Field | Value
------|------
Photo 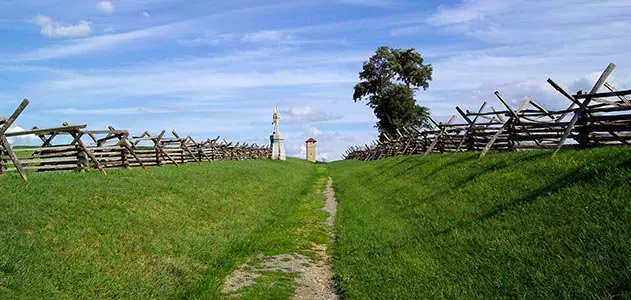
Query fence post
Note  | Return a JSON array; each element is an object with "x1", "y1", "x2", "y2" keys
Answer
[
  {"x1": 0, "y1": 147, "x2": 4, "y2": 175},
  {"x1": 575, "y1": 91, "x2": 589, "y2": 149},
  {"x1": 467, "y1": 127, "x2": 475, "y2": 152},
  {"x1": 77, "y1": 145, "x2": 87, "y2": 172},
  {"x1": 121, "y1": 147, "x2": 129, "y2": 169},
  {"x1": 156, "y1": 148, "x2": 162, "y2": 166},
  {"x1": 508, "y1": 122, "x2": 515, "y2": 151}
]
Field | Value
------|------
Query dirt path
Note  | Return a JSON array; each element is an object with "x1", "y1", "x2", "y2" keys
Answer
[
  {"x1": 221, "y1": 176, "x2": 339, "y2": 299},
  {"x1": 292, "y1": 177, "x2": 338, "y2": 300}
]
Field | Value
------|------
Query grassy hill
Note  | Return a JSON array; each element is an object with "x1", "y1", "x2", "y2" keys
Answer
[
  {"x1": 2, "y1": 148, "x2": 629, "y2": 299},
  {"x1": 330, "y1": 147, "x2": 630, "y2": 299},
  {"x1": 0, "y1": 158, "x2": 329, "y2": 299}
]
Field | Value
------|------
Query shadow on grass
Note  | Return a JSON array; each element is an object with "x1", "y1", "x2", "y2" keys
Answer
[
  {"x1": 436, "y1": 156, "x2": 631, "y2": 236},
  {"x1": 385, "y1": 151, "x2": 549, "y2": 184},
  {"x1": 400, "y1": 152, "x2": 551, "y2": 207}
]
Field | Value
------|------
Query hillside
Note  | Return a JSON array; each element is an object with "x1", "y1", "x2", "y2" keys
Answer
[
  {"x1": 1, "y1": 148, "x2": 629, "y2": 299},
  {"x1": 330, "y1": 147, "x2": 630, "y2": 299},
  {"x1": 0, "y1": 158, "x2": 330, "y2": 299}
]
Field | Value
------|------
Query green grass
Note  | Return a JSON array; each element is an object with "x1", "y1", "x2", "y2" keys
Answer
[
  {"x1": 3, "y1": 148, "x2": 630, "y2": 299},
  {"x1": 0, "y1": 158, "x2": 329, "y2": 299},
  {"x1": 330, "y1": 147, "x2": 631, "y2": 299}
]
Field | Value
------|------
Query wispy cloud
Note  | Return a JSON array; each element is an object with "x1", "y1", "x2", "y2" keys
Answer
[
  {"x1": 243, "y1": 30, "x2": 293, "y2": 43},
  {"x1": 310, "y1": 127, "x2": 322, "y2": 137},
  {"x1": 284, "y1": 106, "x2": 343, "y2": 123},
  {"x1": 240, "y1": 29, "x2": 347, "y2": 46},
  {"x1": 417, "y1": 0, "x2": 631, "y2": 120},
  {"x1": 389, "y1": 25, "x2": 425, "y2": 37},
  {"x1": 30, "y1": 16, "x2": 91, "y2": 38},
  {"x1": 426, "y1": 1, "x2": 489, "y2": 26},
  {"x1": 18, "y1": 22, "x2": 187, "y2": 61},
  {"x1": 97, "y1": 1, "x2": 115, "y2": 14},
  {"x1": 338, "y1": 0, "x2": 397, "y2": 8},
  {"x1": 177, "y1": 32, "x2": 236, "y2": 46},
  {"x1": 51, "y1": 107, "x2": 176, "y2": 115},
  {"x1": 40, "y1": 69, "x2": 356, "y2": 96}
]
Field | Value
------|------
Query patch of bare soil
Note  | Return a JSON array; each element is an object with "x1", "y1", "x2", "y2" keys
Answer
[
  {"x1": 222, "y1": 253, "x2": 310, "y2": 294},
  {"x1": 292, "y1": 243, "x2": 336, "y2": 300},
  {"x1": 221, "y1": 177, "x2": 339, "y2": 299},
  {"x1": 292, "y1": 177, "x2": 338, "y2": 300}
]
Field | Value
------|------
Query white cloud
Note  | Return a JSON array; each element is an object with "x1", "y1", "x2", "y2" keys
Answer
[
  {"x1": 415, "y1": 0, "x2": 631, "y2": 119},
  {"x1": 143, "y1": 11, "x2": 151, "y2": 18},
  {"x1": 389, "y1": 25, "x2": 425, "y2": 37},
  {"x1": 285, "y1": 106, "x2": 343, "y2": 123},
  {"x1": 19, "y1": 22, "x2": 186, "y2": 61},
  {"x1": 51, "y1": 107, "x2": 176, "y2": 115},
  {"x1": 34, "y1": 65, "x2": 356, "y2": 97},
  {"x1": 241, "y1": 30, "x2": 345, "y2": 46},
  {"x1": 310, "y1": 127, "x2": 322, "y2": 137},
  {"x1": 338, "y1": 0, "x2": 397, "y2": 8},
  {"x1": 316, "y1": 152, "x2": 329, "y2": 162},
  {"x1": 426, "y1": 2, "x2": 486, "y2": 26},
  {"x1": 31, "y1": 16, "x2": 91, "y2": 38},
  {"x1": 287, "y1": 106, "x2": 314, "y2": 117},
  {"x1": 296, "y1": 144, "x2": 307, "y2": 159},
  {"x1": 243, "y1": 30, "x2": 293, "y2": 43},
  {"x1": 6, "y1": 126, "x2": 40, "y2": 145},
  {"x1": 97, "y1": 1, "x2": 115, "y2": 14},
  {"x1": 178, "y1": 33, "x2": 236, "y2": 46}
]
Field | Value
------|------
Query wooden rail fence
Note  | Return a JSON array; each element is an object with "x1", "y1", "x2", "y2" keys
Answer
[
  {"x1": 344, "y1": 63, "x2": 631, "y2": 160},
  {"x1": 0, "y1": 102, "x2": 270, "y2": 181}
]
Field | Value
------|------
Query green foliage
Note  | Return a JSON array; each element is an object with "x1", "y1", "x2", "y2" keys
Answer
[
  {"x1": 330, "y1": 148, "x2": 631, "y2": 299},
  {"x1": 353, "y1": 46, "x2": 432, "y2": 139},
  {"x1": 0, "y1": 159, "x2": 329, "y2": 299}
]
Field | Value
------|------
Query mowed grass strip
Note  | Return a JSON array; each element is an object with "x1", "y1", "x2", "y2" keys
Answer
[
  {"x1": 330, "y1": 147, "x2": 631, "y2": 299},
  {"x1": 0, "y1": 158, "x2": 327, "y2": 299}
]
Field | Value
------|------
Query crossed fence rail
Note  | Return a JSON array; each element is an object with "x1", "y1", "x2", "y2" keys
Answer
[
  {"x1": 0, "y1": 102, "x2": 270, "y2": 181},
  {"x1": 344, "y1": 63, "x2": 631, "y2": 160}
]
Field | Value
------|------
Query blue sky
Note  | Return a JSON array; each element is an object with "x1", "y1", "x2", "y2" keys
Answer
[{"x1": 1, "y1": 0, "x2": 630, "y2": 160}]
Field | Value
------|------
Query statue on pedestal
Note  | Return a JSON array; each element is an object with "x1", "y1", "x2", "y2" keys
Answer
[
  {"x1": 270, "y1": 106, "x2": 286, "y2": 160},
  {"x1": 272, "y1": 106, "x2": 280, "y2": 134}
]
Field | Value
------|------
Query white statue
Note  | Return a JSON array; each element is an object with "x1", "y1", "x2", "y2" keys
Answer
[
  {"x1": 272, "y1": 106, "x2": 281, "y2": 134},
  {"x1": 270, "y1": 105, "x2": 286, "y2": 160}
]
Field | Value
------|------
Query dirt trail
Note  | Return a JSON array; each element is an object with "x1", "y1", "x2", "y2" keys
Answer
[
  {"x1": 221, "y1": 177, "x2": 339, "y2": 299},
  {"x1": 292, "y1": 177, "x2": 337, "y2": 300}
]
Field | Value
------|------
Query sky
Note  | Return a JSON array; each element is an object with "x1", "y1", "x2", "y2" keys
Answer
[{"x1": 1, "y1": 0, "x2": 630, "y2": 161}]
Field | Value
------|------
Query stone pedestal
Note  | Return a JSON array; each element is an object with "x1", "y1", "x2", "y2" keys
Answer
[{"x1": 270, "y1": 133, "x2": 286, "y2": 160}]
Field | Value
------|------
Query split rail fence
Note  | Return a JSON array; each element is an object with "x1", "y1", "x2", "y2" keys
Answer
[
  {"x1": 0, "y1": 102, "x2": 270, "y2": 181},
  {"x1": 345, "y1": 63, "x2": 631, "y2": 160}
]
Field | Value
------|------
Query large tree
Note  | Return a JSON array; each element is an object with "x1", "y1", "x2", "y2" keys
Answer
[{"x1": 353, "y1": 46, "x2": 432, "y2": 140}]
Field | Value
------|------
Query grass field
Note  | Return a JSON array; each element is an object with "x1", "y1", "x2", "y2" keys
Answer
[
  {"x1": 0, "y1": 158, "x2": 329, "y2": 299},
  {"x1": 330, "y1": 147, "x2": 630, "y2": 299},
  {"x1": 2, "y1": 148, "x2": 630, "y2": 299}
]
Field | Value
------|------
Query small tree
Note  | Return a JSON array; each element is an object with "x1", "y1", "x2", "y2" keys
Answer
[{"x1": 353, "y1": 46, "x2": 432, "y2": 139}]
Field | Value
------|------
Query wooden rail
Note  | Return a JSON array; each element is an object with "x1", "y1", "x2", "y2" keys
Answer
[
  {"x1": 0, "y1": 102, "x2": 271, "y2": 181},
  {"x1": 345, "y1": 63, "x2": 631, "y2": 161}
]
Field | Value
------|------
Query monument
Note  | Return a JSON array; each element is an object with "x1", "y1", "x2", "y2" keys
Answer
[
  {"x1": 305, "y1": 138, "x2": 317, "y2": 162},
  {"x1": 270, "y1": 106, "x2": 286, "y2": 160}
]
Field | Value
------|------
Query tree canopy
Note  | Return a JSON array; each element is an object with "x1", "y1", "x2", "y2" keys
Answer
[{"x1": 353, "y1": 46, "x2": 432, "y2": 140}]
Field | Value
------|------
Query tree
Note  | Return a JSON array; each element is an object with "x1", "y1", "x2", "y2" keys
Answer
[{"x1": 353, "y1": 46, "x2": 432, "y2": 140}]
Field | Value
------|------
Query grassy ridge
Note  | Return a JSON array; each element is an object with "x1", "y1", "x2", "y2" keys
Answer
[
  {"x1": 330, "y1": 148, "x2": 631, "y2": 299},
  {"x1": 0, "y1": 159, "x2": 328, "y2": 299}
]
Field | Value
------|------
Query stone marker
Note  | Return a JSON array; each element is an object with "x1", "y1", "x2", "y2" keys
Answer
[{"x1": 270, "y1": 106, "x2": 286, "y2": 160}]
